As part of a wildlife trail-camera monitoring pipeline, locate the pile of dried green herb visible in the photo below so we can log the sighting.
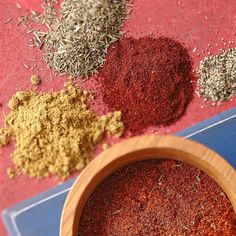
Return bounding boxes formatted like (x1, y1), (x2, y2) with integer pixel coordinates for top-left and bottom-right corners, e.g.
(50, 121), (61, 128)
(0, 82), (124, 179)
(197, 48), (236, 104)
(21, 0), (130, 77)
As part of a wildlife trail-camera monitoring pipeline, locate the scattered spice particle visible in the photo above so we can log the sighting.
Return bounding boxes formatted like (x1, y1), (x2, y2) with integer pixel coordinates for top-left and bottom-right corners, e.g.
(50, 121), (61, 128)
(3, 18), (12, 24)
(29, 43), (35, 48)
(111, 209), (123, 215)
(220, 192), (226, 197)
(7, 168), (17, 179)
(18, 16), (30, 26)
(102, 143), (110, 151)
(196, 175), (201, 182)
(30, 75), (41, 85)
(33, 30), (46, 49)
(173, 163), (183, 168)
(23, 63), (29, 69)
(211, 223), (217, 230)
(27, 29), (34, 34)
(31, 64), (37, 70)
(16, 3), (21, 9)
(0, 82), (124, 179)
(0, 129), (9, 146)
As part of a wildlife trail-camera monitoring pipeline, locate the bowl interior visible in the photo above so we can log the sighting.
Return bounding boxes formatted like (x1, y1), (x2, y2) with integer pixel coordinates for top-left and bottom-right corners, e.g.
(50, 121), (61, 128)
(60, 135), (236, 236)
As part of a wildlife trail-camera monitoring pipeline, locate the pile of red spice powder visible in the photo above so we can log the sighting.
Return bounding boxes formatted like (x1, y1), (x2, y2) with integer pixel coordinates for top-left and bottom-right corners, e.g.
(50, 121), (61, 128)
(78, 160), (236, 235)
(99, 37), (195, 134)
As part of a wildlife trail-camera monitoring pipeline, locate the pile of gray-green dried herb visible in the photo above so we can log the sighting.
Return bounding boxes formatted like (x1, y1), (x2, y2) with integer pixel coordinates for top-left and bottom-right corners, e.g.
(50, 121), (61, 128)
(197, 48), (236, 104)
(22, 0), (130, 77)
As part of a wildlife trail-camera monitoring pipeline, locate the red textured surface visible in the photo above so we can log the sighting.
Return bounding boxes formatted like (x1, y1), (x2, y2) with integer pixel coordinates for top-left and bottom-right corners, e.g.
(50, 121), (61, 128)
(0, 0), (236, 235)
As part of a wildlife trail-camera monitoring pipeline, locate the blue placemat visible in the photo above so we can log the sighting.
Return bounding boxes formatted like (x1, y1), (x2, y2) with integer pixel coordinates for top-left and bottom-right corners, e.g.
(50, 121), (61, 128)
(2, 107), (236, 236)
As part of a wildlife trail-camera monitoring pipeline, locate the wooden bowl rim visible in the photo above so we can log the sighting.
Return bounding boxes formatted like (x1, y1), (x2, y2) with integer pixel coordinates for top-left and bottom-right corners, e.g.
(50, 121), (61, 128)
(60, 135), (236, 236)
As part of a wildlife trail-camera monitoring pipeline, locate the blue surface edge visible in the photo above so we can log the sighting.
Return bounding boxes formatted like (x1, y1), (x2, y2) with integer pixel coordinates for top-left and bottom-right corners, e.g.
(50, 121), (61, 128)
(2, 107), (236, 236)
(2, 179), (75, 236)
(177, 107), (236, 136)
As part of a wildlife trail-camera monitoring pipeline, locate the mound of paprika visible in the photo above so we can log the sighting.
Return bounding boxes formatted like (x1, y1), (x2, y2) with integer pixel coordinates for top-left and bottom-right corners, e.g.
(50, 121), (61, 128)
(99, 37), (195, 134)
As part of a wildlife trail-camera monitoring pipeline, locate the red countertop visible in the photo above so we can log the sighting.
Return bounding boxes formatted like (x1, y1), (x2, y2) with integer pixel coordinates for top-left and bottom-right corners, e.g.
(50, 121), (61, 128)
(1, 0), (236, 235)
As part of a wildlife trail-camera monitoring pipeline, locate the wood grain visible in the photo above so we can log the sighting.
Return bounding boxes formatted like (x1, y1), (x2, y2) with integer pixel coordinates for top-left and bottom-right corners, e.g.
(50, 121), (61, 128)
(60, 135), (236, 236)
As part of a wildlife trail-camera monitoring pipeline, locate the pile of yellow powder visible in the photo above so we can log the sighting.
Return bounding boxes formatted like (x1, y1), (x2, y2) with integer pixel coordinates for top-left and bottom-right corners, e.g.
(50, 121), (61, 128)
(0, 82), (124, 179)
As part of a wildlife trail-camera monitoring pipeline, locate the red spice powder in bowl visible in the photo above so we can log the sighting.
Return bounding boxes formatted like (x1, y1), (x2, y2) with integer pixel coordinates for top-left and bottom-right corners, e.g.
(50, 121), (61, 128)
(60, 136), (236, 236)
(78, 160), (236, 235)
(99, 37), (195, 134)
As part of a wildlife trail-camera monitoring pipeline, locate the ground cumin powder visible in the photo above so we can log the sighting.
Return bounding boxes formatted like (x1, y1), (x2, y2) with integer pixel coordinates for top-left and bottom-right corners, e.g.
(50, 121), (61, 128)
(0, 82), (124, 179)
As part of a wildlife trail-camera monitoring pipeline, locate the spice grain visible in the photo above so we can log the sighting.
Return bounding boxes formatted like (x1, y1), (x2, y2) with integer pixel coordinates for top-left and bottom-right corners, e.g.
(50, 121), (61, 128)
(7, 168), (17, 179)
(30, 74), (41, 85)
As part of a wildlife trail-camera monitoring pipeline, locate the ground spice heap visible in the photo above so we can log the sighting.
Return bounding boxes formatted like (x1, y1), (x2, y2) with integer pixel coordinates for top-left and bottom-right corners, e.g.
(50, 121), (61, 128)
(197, 48), (236, 104)
(0, 82), (124, 179)
(79, 160), (236, 235)
(22, 0), (129, 77)
(99, 37), (195, 134)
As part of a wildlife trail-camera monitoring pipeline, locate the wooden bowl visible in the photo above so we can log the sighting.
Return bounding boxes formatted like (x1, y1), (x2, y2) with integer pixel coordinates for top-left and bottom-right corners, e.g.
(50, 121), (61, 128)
(60, 135), (236, 236)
